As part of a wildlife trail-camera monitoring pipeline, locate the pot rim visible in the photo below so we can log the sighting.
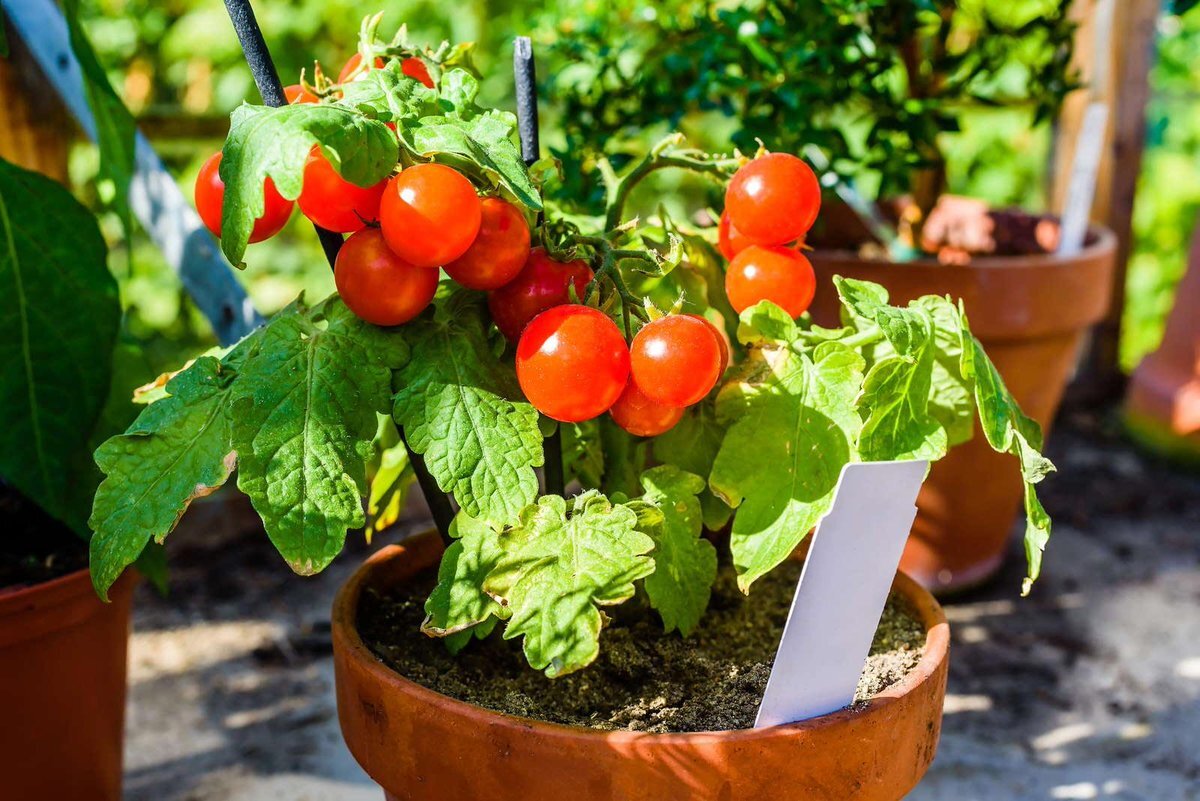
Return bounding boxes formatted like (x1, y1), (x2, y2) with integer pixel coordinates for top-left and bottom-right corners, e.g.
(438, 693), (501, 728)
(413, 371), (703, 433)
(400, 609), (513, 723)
(0, 564), (96, 610)
(810, 223), (1116, 271)
(332, 530), (951, 743)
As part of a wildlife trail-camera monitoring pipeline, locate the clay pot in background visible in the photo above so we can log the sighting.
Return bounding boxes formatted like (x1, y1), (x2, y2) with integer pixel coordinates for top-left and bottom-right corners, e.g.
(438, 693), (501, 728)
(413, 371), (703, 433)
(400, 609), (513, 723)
(0, 569), (136, 801)
(808, 226), (1116, 592)
(1125, 213), (1200, 458)
(333, 532), (950, 801)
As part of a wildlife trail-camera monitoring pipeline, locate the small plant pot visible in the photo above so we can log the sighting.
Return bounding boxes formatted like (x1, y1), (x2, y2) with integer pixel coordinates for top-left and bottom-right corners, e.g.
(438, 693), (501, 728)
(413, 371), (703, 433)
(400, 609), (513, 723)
(0, 568), (136, 801)
(807, 225), (1116, 591)
(333, 531), (950, 801)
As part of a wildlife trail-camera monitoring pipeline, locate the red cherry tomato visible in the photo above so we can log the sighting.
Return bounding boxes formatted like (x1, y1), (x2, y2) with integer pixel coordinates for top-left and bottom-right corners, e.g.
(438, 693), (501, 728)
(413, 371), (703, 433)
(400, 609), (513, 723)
(335, 228), (438, 326)
(379, 163), (481, 269)
(725, 245), (817, 318)
(284, 84), (319, 104)
(688, 314), (730, 376)
(609, 380), (684, 437)
(725, 153), (821, 246)
(629, 315), (722, 408)
(487, 248), (594, 342)
(516, 305), (630, 423)
(194, 152), (293, 243)
(718, 210), (761, 260)
(297, 147), (388, 233)
(338, 53), (385, 83)
(443, 198), (531, 290)
(401, 57), (435, 88)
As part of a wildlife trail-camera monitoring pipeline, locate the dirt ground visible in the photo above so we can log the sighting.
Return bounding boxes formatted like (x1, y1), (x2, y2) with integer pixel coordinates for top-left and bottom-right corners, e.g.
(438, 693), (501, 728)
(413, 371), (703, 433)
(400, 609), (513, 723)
(123, 406), (1200, 800)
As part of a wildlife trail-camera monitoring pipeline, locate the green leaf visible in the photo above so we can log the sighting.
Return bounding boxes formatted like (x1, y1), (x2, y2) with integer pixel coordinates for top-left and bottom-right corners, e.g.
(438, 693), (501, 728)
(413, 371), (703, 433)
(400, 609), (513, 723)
(411, 113), (541, 210)
(89, 357), (236, 599)
(711, 331), (865, 591)
(652, 402), (731, 530)
(484, 492), (655, 677)
(913, 296), (974, 446)
(219, 103), (397, 264)
(232, 299), (407, 575)
(561, 419), (605, 489)
(598, 416), (646, 499)
(62, 0), (135, 238)
(365, 421), (414, 540)
(393, 293), (543, 527)
(0, 158), (118, 533)
(340, 63), (441, 122)
(423, 511), (507, 638)
(961, 331), (1055, 594)
(639, 466), (717, 636)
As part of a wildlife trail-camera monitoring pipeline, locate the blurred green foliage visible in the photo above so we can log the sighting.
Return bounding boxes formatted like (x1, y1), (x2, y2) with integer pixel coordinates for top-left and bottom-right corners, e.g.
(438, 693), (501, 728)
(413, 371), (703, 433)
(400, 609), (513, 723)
(64, 0), (1199, 374)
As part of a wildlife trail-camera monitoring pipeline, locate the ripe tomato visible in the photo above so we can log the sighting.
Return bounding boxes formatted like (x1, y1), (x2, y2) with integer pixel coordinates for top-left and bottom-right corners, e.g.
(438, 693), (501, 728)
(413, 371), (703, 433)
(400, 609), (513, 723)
(194, 152), (293, 243)
(609, 380), (684, 437)
(725, 153), (821, 246)
(688, 314), (730, 376)
(516, 305), (630, 423)
(629, 315), (722, 408)
(284, 84), (319, 104)
(487, 248), (594, 342)
(725, 245), (816, 318)
(297, 147), (388, 233)
(335, 228), (438, 326)
(444, 198), (531, 290)
(717, 210), (760, 260)
(338, 53), (384, 83)
(379, 163), (481, 269)
(401, 57), (435, 88)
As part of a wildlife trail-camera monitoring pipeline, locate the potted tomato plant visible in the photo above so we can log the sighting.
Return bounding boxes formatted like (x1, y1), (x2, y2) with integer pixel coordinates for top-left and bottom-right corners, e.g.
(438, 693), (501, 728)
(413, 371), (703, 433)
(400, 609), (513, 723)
(542, 0), (1111, 592)
(90, 20), (1056, 800)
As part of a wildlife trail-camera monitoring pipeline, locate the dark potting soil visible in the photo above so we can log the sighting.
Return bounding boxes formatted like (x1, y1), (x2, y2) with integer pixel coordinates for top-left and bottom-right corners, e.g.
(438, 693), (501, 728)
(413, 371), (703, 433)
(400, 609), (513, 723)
(359, 559), (926, 733)
(0, 485), (88, 592)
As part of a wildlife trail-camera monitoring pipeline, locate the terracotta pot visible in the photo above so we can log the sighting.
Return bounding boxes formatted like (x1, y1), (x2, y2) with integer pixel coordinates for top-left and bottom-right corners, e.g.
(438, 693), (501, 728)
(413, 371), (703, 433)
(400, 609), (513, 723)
(334, 531), (950, 801)
(807, 227), (1117, 592)
(0, 568), (136, 801)
(1125, 213), (1200, 458)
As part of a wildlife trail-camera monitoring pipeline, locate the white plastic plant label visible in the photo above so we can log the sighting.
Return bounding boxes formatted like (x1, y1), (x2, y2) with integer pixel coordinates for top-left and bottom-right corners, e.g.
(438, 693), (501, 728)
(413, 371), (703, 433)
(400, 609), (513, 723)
(755, 459), (928, 728)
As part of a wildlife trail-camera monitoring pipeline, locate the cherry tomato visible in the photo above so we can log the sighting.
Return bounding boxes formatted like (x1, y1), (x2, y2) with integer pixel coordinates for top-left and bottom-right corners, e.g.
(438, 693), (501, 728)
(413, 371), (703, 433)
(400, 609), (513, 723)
(630, 315), (722, 408)
(284, 84), (319, 104)
(725, 153), (821, 246)
(718, 210), (761, 260)
(297, 147), (388, 233)
(609, 380), (684, 437)
(335, 228), (438, 326)
(401, 57), (435, 88)
(688, 314), (730, 376)
(516, 305), (630, 423)
(379, 163), (481, 269)
(725, 245), (816, 318)
(487, 248), (594, 342)
(444, 198), (531, 290)
(194, 152), (293, 243)
(338, 53), (385, 83)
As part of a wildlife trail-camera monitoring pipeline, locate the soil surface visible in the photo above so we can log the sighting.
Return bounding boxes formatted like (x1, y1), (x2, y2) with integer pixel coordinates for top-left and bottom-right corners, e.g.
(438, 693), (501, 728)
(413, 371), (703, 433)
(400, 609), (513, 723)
(358, 561), (925, 732)
(0, 485), (88, 592)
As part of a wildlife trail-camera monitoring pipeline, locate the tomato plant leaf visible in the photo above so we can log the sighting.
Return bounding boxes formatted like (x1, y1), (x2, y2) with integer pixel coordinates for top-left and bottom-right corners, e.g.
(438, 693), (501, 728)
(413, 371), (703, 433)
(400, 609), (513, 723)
(89, 357), (236, 599)
(218, 103), (398, 264)
(423, 511), (507, 638)
(913, 295), (975, 446)
(483, 492), (655, 677)
(231, 299), (407, 575)
(639, 466), (717, 636)
(652, 402), (732, 530)
(711, 305), (865, 591)
(392, 291), (543, 528)
(0, 158), (119, 533)
(410, 112), (541, 211)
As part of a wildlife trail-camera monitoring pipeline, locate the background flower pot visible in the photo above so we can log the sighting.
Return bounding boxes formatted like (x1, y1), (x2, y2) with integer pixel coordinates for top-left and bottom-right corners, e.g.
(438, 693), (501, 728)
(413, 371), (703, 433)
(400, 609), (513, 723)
(333, 532), (950, 801)
(807, 226), (1117, 592)
(0, 567), (136, 801)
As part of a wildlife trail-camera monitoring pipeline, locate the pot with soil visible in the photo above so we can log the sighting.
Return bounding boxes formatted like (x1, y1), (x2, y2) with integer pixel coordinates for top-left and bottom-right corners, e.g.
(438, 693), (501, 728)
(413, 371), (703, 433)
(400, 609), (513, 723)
(0, 489), (136, 801)
(334, 531), (949, 801)
(805, 203), (1116, 592)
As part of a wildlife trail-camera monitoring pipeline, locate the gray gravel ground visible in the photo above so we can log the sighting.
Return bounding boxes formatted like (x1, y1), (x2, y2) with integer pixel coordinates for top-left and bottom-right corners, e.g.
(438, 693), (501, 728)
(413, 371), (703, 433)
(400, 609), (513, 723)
(123, 409), (1200, 800)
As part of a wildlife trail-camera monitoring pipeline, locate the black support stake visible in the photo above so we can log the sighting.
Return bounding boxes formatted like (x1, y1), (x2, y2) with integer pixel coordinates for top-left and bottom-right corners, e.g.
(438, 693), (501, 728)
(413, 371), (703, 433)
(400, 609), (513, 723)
(514, 36), (565, 498)
(222, 0), (454, 543)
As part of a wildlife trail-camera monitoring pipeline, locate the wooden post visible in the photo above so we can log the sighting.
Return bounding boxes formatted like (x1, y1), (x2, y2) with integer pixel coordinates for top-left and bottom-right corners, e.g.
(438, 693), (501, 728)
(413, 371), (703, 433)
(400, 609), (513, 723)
(1052, 0), (1162, 401)
(0, 21), (72, 182)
